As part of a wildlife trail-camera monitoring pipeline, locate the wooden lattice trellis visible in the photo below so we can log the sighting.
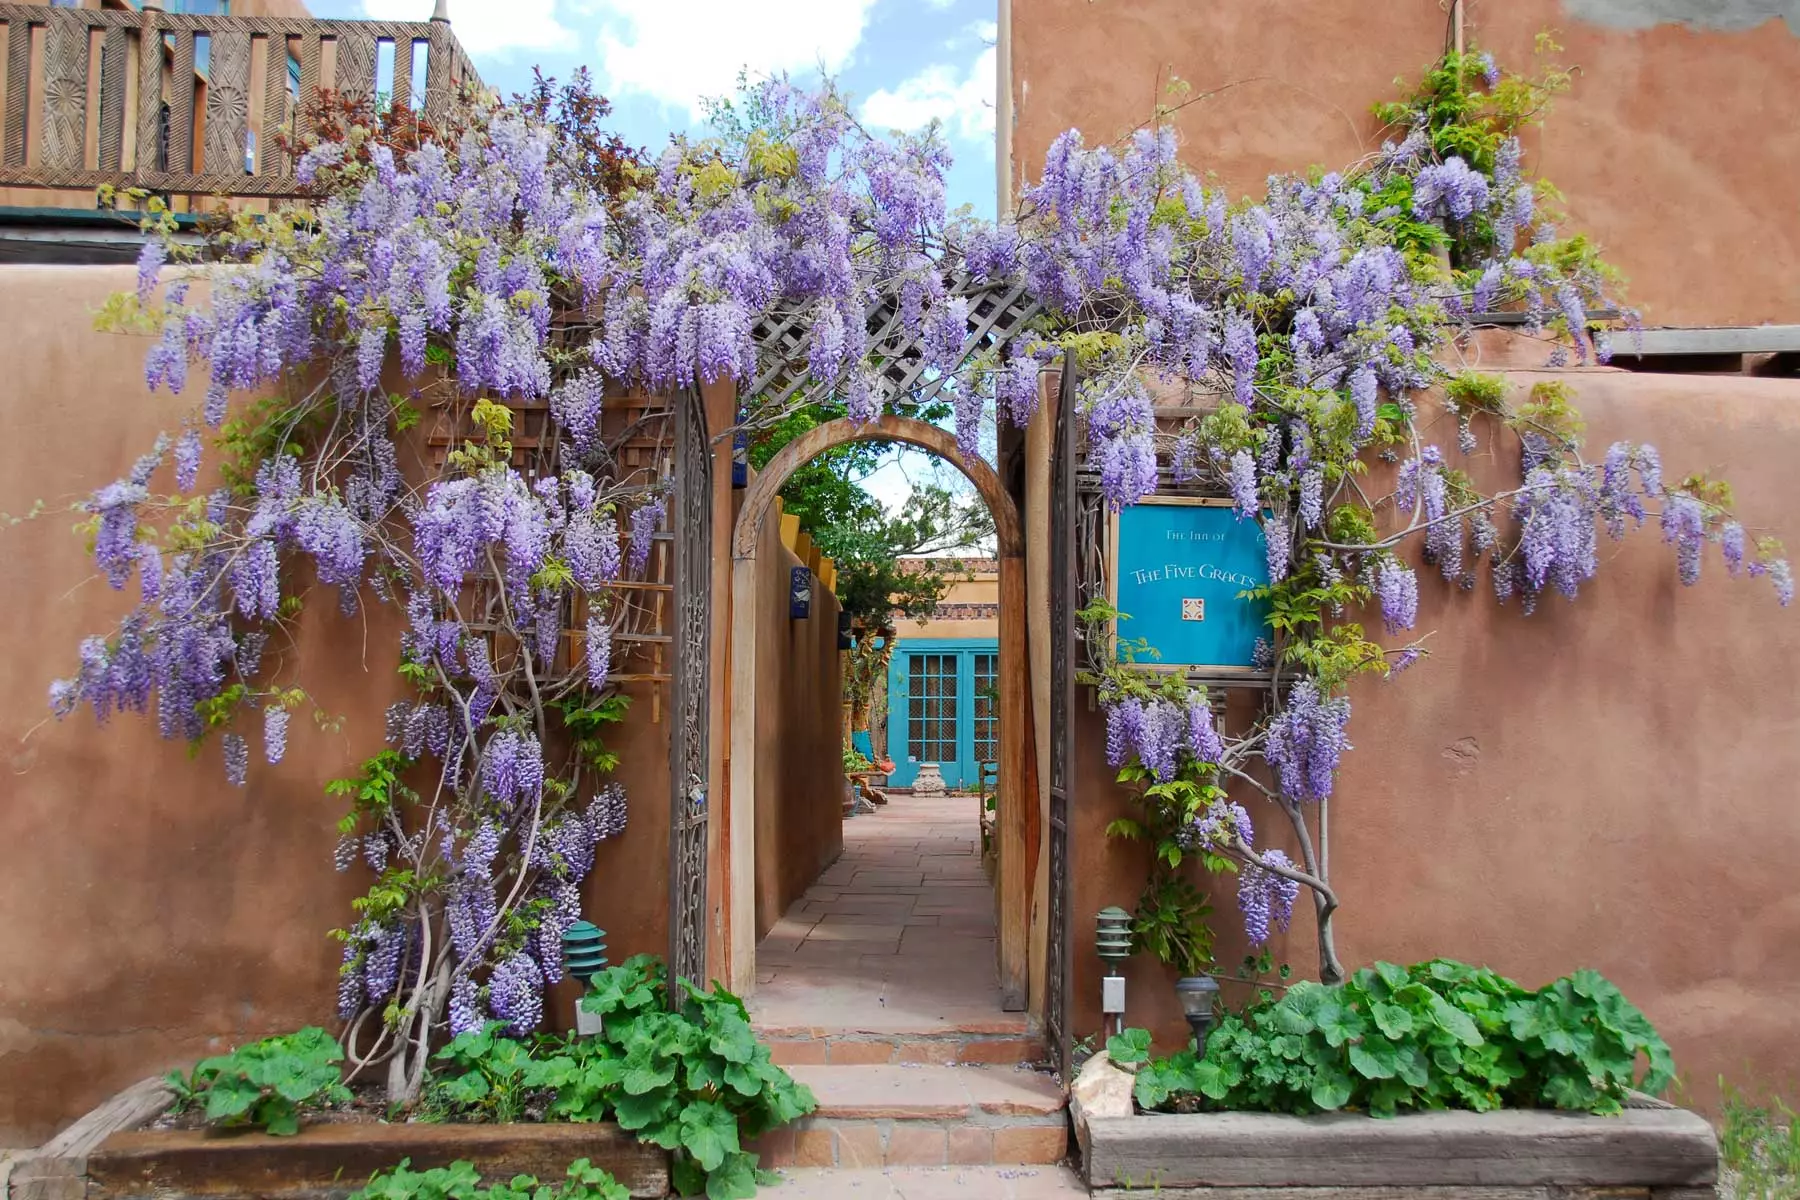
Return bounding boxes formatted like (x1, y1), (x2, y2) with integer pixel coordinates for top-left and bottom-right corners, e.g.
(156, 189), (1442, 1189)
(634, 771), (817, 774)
(746, 268), (1044, 420)
(423, 387), (679, 717)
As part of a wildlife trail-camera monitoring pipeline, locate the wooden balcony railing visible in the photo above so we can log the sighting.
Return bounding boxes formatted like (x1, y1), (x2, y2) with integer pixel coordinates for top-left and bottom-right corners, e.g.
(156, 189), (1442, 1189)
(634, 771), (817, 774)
(0, 3), (479, 199)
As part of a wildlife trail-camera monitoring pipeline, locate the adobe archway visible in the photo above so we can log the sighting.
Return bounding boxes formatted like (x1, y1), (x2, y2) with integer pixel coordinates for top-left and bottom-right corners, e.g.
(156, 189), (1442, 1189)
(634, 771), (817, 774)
(726, 414), (1038, 1012)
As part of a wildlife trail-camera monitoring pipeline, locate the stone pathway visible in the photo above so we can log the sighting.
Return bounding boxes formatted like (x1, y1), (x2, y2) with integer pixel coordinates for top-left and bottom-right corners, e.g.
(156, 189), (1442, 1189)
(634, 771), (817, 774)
(751, 794), (1012, 1037)
(745, 796), (1067, 1173)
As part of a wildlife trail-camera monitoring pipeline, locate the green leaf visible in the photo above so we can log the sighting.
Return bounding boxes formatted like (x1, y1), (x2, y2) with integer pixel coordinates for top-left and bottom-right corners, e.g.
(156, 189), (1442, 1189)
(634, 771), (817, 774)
(203, 1080), (260, 1121)
(622, 1053), (678, 1096)
(1370, 1002), (1413, 1039)
(678, 1100), (740, 1172)
(1107, 1028), (1153, 1065)
(1310, 1069), (1354, 1110)
(1348, 1040), (1399, 1081)
(703, 1151), (759, 1200)
(257, 1099), (301, 1136)
(1428, 995), (1483, 1047)
(612, 1088), (676, 1133)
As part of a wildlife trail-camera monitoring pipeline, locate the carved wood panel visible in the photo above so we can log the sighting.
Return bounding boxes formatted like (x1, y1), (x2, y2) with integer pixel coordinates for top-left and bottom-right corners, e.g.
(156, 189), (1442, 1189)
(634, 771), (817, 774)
(202, 29), (249, 176)
(40, 14), (88, 172)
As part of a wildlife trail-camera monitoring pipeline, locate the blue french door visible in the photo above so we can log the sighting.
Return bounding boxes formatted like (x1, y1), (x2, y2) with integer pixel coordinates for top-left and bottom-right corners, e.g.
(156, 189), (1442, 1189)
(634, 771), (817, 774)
(886, 640), (999, 789)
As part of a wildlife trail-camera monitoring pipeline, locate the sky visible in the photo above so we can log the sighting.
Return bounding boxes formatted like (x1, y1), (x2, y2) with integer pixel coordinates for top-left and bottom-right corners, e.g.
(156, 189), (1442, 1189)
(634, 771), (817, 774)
(308, 0), (1001, 525)
(311, 0), (1000, 219)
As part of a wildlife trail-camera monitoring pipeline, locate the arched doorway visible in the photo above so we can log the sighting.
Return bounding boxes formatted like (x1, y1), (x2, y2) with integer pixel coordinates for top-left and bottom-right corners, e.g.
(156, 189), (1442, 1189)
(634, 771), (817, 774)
(726, 414), (1037, 1012)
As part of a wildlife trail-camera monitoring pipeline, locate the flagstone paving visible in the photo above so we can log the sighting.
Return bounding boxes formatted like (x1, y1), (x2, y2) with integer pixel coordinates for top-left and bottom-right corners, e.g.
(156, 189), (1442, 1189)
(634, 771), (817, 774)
(750, 794), (1017, 1038)
(747, 796), (1068, 1173)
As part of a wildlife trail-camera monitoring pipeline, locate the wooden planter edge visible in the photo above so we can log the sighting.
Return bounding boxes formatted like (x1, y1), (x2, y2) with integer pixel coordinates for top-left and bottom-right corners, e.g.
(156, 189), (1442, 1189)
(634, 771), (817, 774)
(1081, 1104), (1718, 1194)
(20, 1120), (671, 1200)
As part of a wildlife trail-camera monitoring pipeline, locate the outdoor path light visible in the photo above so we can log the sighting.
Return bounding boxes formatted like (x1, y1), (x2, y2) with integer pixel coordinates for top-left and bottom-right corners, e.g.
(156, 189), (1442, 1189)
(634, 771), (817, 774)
(561, 920), (608, 1036)
(1174, 974), (1220, 1057)
(1096, 906), (1132, 1039)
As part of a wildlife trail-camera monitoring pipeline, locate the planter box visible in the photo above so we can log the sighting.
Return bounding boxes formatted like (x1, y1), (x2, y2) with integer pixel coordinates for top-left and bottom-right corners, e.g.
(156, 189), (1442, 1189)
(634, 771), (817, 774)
(1080, 1102), (1718, 1200)
(23, 1122), (670, 1200)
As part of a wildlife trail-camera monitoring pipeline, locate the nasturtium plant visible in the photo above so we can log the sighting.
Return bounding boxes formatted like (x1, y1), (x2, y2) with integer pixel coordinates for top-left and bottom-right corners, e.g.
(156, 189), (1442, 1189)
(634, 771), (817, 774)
(349, 1157), (628, 1200)
(1126, 959), (1673, 1118)
(402, 957), (810, 1200)
(166, 1026), (351, 1135)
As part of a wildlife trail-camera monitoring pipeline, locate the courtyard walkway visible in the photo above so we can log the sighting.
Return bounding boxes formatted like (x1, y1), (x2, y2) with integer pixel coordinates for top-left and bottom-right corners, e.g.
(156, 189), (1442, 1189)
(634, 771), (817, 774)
(749, 794), (1017, 1036)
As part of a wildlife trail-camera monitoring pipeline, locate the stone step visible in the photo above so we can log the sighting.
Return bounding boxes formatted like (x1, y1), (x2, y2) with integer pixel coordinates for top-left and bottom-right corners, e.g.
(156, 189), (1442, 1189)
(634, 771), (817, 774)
(763, 1165), (1089, 1198)
(759, 1022), (1045, 1067)
(750, 1065), (1069, 1169)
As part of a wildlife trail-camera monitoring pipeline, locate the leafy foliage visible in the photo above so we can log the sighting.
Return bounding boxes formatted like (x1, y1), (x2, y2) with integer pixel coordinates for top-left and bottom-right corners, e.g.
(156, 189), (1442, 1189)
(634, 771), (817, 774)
(418, 957), (811, 1200)
(1127, 960), (1673, 1118)
(166, 1027), (351, 1135)
(420, 1025), (545, 1124)
(349, 1157), (628, 1200)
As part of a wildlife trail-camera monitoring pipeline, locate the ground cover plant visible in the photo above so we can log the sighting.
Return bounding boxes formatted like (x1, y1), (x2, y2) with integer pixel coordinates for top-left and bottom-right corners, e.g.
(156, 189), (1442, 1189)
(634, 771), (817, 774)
(350, 1158), (628, 1200)
(1109, 959), (1673, 1118)
(165, 1026), (352, 1135)
(163, 959), (809, 1199)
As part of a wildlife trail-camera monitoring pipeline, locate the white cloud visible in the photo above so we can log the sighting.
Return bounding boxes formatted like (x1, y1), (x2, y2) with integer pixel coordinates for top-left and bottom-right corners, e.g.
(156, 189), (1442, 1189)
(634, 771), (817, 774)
(361, 0), (570, 57)
(592, 0), (877, 119)
(861, 44), (995, 143)
(970, 18), (997, 42)
(923, 0), (957, 9)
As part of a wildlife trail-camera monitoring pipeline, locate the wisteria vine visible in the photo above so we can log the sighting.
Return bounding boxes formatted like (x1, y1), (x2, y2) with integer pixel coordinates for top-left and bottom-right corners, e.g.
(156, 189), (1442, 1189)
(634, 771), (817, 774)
(44, 43), (1789, 1097)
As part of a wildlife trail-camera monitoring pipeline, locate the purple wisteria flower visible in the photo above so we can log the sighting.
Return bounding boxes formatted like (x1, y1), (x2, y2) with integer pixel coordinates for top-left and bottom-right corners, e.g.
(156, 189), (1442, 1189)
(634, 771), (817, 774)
(1263, 679), (1351, 802)
(1374, 558), (1419, 633)
(628, 498), (664, 575)
(264, 706), (289, 764)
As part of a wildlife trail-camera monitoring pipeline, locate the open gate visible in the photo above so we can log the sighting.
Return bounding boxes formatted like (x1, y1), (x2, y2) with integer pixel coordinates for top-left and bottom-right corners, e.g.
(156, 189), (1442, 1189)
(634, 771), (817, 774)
(1045, 357), (1078, 1081)
(668, 386), (712, 999)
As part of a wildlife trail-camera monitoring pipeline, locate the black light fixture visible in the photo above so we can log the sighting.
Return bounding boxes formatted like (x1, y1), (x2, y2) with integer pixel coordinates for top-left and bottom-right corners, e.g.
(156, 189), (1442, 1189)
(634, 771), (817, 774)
(837, 610), (853, 650)
(1174, 975), (1220, 1056)
(790, 567), (813, 619)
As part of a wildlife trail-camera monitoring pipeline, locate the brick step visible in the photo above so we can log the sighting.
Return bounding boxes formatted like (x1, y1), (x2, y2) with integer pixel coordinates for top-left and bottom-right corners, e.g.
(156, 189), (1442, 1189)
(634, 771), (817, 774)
(759, 1023), (1045, 1067)
(751, 1064), (1069, 1169)
(763, 1165), (1088, 1198)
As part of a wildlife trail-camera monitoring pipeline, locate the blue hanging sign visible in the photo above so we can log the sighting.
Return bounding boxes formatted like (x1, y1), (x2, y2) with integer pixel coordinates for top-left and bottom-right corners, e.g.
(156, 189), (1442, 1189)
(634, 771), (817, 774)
(790, 566), (813, 619)
(1109, 498), (1271, 675)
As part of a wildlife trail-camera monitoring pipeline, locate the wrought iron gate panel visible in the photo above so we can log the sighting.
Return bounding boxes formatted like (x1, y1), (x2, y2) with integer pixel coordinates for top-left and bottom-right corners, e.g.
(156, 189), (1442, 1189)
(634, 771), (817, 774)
(1045, 357), (1078, 1083)
(668, 387), (712, 1001)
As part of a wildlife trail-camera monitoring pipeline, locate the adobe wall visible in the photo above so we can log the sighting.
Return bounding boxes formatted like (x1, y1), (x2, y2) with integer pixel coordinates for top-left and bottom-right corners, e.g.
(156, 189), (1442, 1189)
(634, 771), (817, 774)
(749, 505), (846, 939)
(1064, 366), (1800, 1111)
(0, 267), (768, 1143)
(1009, 0), (1800, 327)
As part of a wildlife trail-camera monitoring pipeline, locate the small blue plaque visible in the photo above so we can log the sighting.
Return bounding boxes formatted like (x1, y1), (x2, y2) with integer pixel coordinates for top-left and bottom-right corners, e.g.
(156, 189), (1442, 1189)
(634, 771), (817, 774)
(790, 566), (813, 619)
(1110, 498), (1271, 673)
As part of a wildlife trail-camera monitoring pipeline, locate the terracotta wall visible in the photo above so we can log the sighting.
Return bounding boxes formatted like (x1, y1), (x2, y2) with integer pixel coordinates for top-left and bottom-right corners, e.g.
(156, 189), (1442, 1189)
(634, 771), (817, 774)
(1008, 0), (1800, 327)
(748, 506), (845, 939)
(0, 267), (795, 1144)
(1063, 365), (1800, 1111)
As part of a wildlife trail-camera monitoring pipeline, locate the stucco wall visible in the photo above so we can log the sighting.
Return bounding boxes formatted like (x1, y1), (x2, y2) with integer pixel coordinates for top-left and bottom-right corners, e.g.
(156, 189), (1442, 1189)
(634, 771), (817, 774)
(1009, 0), (1800, 326)
(1064, 367), (1800, 1111)
(749, 504), (845, 939)
(0, 267), (758, 1143)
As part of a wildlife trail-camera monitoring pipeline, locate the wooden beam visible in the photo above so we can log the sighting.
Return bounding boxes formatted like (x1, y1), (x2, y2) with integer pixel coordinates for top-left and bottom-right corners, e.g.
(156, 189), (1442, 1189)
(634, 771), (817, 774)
(995, 550), (1033, 1011)
(1083, 1107), (1717, 1191)
(1621, 325), (1800, 357)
